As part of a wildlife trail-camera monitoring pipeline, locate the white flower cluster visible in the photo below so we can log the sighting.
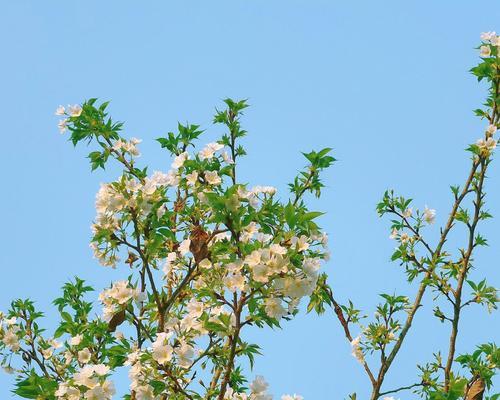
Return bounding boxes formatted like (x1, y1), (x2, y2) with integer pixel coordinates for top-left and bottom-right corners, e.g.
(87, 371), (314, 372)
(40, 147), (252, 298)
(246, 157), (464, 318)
(222, 376), (303, 400)
(476, 124), (498, 155)
(480, 31), (500, 57)
(90, 171), (177, 267)
(113, 137), (142, 157)
(0, 312), (117, 400)
(389, 205), (435, 243)
(122, 296), (242, 396)
(99, 281), (144, 322)
(0, 315), (20, 352)
(350, 335), (364, 364)
(126, 338), (196, 398)
(48, 128), (329, 397)
(249, 375), (272, 400)
(163, 228), (327, 322)
(55, 364), (115, 400)
(55, 104), (82, 134)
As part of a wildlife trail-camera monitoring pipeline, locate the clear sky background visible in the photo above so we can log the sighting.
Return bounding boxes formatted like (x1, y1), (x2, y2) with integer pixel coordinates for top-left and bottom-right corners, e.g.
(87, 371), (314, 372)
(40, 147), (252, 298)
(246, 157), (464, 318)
(0, 1), (499, 399)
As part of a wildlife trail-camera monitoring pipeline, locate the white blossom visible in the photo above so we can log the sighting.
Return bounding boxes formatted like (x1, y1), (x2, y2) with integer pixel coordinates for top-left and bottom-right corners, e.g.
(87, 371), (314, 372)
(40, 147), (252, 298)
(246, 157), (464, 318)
(477, 137), (497, 153)
(389, 228), (398, 240)
(172, 152), (189, 169)
(265, 298), (287, 319)
(199, 142), (224, 160)
(68, 104), (82, 117)
(350, 336), (364, 364)
(179, 239), (191, 256)
(152, 343), (173, 364)
(486, 124), (498, 136)
(205, 170), (222, 185)
(78, 348), (92, 364)
(291, 235), (309, 252)
(480, 45), (491, 58)
(55, 105), (66, 115)
(250, 376), (269, 394)
(423, 206), (436, 224)
(186, 171), (199, 186)
(58, 119), (68, 134)
(70, 334), (83, 346)
(2, 330), (19, 351)
(481, 31), (496, 42)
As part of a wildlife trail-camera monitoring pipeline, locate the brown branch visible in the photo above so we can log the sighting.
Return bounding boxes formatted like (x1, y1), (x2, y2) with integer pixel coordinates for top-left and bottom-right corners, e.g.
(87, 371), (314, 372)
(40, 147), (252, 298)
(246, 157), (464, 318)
(325, 287), (376, 386)
(444, 159), (487, 391)
(217, 296), (243, 400)
(379, 382), (424, 397)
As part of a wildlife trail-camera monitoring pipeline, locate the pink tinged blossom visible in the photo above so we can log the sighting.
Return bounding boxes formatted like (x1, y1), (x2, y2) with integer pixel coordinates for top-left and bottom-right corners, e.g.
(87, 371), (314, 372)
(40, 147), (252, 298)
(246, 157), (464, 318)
(477, 137), (497, 152)
(58, 119), (68, 134)
(68, 104), (82, 117)
(172, 151), (189, 169)
(423, 206), (436, 224)
(222, 150), (234, 164)
(480, 45), (491, 58)
(250, 376), (269, 394)
(486, 124), (498, 136)
(199, 142), (224, 160)
(55, 105), (66, 115)
(480, 31), (496, 42)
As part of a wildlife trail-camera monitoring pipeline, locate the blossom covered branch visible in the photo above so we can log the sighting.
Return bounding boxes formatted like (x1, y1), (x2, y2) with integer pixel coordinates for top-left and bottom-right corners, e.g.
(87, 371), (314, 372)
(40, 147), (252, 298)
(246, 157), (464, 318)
(2, 99), (333, 400)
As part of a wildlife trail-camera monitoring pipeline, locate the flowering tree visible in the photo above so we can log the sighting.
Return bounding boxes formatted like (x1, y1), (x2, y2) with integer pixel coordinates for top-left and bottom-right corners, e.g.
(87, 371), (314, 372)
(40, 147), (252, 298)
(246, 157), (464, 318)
(2, 96), (332, 400)
(0, 33), (498, 400)
(313, 32), (500, 400)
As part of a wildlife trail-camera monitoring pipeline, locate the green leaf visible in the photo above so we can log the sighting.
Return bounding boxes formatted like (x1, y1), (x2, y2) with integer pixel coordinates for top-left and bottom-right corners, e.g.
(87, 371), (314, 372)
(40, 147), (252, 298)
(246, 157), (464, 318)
(14, 372), (57, 399)
(284, 202), (296, 228)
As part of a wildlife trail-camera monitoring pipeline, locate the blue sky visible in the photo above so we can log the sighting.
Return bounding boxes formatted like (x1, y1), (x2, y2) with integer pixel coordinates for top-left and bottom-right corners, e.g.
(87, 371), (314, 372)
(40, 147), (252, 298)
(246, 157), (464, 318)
(0, 1), (499, 398)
